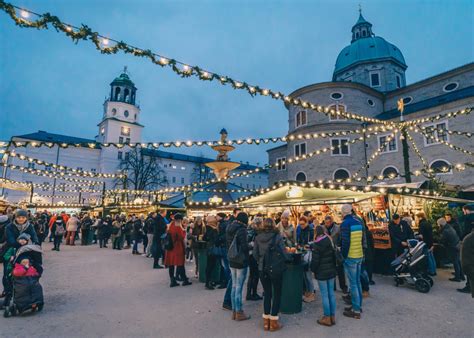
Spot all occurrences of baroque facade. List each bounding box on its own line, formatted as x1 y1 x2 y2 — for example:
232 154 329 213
2 71 268 204
268 13 473 188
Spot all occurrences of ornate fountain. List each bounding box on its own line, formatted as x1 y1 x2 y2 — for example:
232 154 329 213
205 128 240 180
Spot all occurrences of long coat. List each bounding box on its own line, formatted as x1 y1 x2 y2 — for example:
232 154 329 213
164 222 185 266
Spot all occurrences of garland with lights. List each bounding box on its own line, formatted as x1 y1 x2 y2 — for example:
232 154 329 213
0 162 103 185
400 107 472 127
0 150 125 178
0 0 392 125
405 131 433 177
352 132 397 179
416 128 474 156
418 127 472 138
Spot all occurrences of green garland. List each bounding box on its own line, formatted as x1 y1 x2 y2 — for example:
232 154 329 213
0 0 390 125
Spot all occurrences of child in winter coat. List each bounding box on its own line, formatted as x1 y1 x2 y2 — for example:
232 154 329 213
13 258 40 277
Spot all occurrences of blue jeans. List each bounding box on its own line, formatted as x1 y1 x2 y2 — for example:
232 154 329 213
221 256 232 306
427 250 436 275
344 257 363 312
230 267 248 312
318 278 336 316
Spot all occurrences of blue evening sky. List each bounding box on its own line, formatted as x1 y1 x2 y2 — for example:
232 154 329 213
1 0 473 164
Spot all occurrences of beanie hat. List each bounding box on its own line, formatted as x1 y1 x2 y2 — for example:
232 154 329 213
281 210 290 218
341 204 353 216
437 218 447 227
17 233 31 242
174 213 184 221
15 209 28 218
236 212 249 225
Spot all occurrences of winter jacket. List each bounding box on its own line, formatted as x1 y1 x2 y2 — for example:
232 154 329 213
226 220 249 269
253 230 287 272
418 218 434 249
203 226 219 249
440 224 460 249
278 222 296 247
66 216 79 232
164 222 185 266
132 220 143 241
388 220 414 254
51 219 66 236
463 213 474 240
447 219 462 239
0 215 9 245
296 224 314 246
217 219 230 249
81 216 93 230
153 215 167 240
461 230 474 297
364 224 375 262
6 221 39 248
324 222 341 246
311 235 337 281
340 214 363 259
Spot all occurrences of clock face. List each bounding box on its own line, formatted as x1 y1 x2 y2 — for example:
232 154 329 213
124 110 129 117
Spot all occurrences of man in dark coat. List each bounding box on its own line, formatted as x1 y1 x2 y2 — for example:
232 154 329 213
225 212 250 321
152 210 167 269
388 214 414 257
80 214 93 246
417 212 436 276
458 204 474 293
461 227 474 297
438 218 462 282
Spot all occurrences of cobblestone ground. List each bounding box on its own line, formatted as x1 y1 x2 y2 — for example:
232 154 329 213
0 241 472 338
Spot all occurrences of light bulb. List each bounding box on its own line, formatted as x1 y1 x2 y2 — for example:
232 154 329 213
20 10 29 18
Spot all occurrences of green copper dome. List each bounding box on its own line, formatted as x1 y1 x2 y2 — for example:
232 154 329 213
110 72 136 88
334 36 406 74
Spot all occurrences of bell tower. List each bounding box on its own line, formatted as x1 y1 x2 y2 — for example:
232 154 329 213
96 67 143 145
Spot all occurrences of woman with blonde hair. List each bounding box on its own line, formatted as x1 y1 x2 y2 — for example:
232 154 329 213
253 217 288 331
191 216 206 277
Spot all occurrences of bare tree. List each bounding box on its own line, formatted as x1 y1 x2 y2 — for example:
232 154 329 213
115 148 168 190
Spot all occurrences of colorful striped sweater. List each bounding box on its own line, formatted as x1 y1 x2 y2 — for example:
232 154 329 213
340 214 364 259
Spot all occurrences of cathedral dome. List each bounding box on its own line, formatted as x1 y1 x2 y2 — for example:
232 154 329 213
110 72 136 88
334 36 406 74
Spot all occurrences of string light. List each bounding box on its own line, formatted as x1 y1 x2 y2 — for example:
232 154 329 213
400 107 472 127
0 1 395 125
0 150 124 178
416 128 474 156
405 131 432 177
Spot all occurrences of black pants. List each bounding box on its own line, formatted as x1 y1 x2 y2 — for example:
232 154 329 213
366 259 374 282
206 254 217 284
113 237 122 249
336 263 347 291
81 229 89 245
247 256 259 296
99 238 107 248
54 235 62 250
125 234 132 246
169 265 187 282
260 272 283 316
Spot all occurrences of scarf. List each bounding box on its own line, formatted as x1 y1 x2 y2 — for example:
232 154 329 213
14 220 30 234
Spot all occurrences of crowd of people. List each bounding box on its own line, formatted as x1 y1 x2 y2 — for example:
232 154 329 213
0 203 473 329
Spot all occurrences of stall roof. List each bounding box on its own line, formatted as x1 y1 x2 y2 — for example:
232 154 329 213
409 195 473 204
240 185 381 208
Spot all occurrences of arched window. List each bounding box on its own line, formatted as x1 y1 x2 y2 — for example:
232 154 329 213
356 32 360 39
114 87 121 101
430 159 452 174
124 110 129 118
382 166 399 179
111 108 117 116
333 168 350 182
295 172 306 182
362 30 367 37
124 88 130 103
328 104 347 121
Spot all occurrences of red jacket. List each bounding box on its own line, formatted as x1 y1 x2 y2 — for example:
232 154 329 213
164 222 186 267
12 263 40 277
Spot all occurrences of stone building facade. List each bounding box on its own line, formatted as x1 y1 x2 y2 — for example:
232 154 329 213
268 13 473 188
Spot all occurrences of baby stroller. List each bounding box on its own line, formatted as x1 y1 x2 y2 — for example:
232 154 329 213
391 239 433 293
3 244 44 317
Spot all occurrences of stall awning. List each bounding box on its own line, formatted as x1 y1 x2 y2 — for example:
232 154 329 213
240 185 381 208
409 195 473 204
0 178 31 192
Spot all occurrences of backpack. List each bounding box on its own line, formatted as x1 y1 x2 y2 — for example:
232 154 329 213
228 228 245 266
55 222 65 236
263 234 287 278
164 232 174 251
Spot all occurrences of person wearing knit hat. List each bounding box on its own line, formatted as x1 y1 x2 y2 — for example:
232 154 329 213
5 209 39 250
203 215 219 290
341 204 353 217
278 210 295 247
439 217 463 282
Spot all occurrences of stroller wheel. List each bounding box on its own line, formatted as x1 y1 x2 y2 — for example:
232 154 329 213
425 276 434 287
415 279 430 293
36 303 44 312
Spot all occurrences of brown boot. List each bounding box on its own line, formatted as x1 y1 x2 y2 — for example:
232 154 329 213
269 316 283 331
232 311 236 320
362 291 370 298
263 314 270 331
235 311 251 321
303 292 316 303
330 316 336 325
317 316 333 327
